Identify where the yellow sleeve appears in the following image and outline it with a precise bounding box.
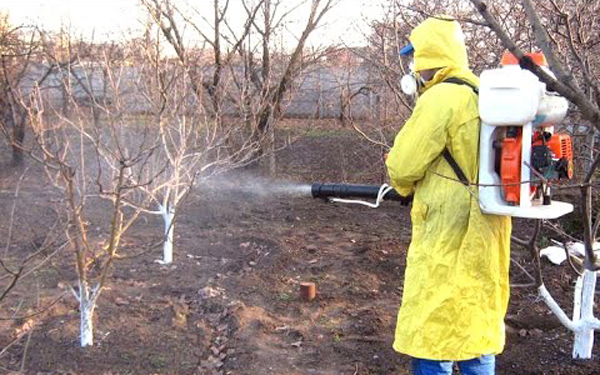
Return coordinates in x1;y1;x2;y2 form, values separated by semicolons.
385;89;453;196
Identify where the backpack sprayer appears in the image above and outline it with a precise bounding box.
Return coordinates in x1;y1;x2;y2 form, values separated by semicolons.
311;52;574;220
478;52;573;219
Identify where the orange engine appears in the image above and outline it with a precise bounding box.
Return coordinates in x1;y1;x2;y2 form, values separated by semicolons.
500;129;573;205
500;127;523;204
533;132;574;179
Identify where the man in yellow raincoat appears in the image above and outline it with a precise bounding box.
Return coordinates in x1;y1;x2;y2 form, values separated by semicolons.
385;17;512;375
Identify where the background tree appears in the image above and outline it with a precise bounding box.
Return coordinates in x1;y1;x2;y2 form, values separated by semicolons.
18;37;171;347
120;28;270;265
0;15;83;167
143;0;338;175
0;14;41;166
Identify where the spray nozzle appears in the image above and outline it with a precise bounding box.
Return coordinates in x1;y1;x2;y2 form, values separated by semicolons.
311;183;412;206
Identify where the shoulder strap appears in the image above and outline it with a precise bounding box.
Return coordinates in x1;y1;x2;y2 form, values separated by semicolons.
442;77;479;95
439;77;477;186
442;149;470;186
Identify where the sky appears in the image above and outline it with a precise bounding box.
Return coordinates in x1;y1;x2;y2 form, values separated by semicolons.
1;0;389;48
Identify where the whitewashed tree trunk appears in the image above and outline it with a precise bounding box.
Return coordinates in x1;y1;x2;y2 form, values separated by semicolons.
572;270;597;359
76;280;99;347
80;296;96;347
161;206;175;264
539;269;600;359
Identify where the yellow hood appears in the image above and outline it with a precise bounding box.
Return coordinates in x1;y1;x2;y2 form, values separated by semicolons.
410;17;469;72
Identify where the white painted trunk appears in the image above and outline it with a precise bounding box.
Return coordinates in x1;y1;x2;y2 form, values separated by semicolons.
162;210;175;264
78;281;97;347
80;298;95;347
572;270;597;359
539;284;577;331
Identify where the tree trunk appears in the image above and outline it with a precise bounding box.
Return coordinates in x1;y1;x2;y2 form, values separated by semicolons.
572;270;597;359
267;124;276;176
245;106;274;173
583;126;595;172
78;281;96;347
11;122;24;166
161;208;175;264
8;114;25;166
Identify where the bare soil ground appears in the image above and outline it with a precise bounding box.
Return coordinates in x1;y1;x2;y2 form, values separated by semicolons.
0;121;599;375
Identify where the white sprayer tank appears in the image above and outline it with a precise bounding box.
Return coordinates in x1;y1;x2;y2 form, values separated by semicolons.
479;65;542;125
477;65;573;219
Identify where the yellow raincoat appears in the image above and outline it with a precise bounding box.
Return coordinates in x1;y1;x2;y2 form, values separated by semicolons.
386;18;512;360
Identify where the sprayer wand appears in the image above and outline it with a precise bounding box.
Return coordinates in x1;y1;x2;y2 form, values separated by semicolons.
311;183;412;208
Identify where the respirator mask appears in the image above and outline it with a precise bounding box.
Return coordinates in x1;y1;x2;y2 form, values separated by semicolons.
400;60;425;96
